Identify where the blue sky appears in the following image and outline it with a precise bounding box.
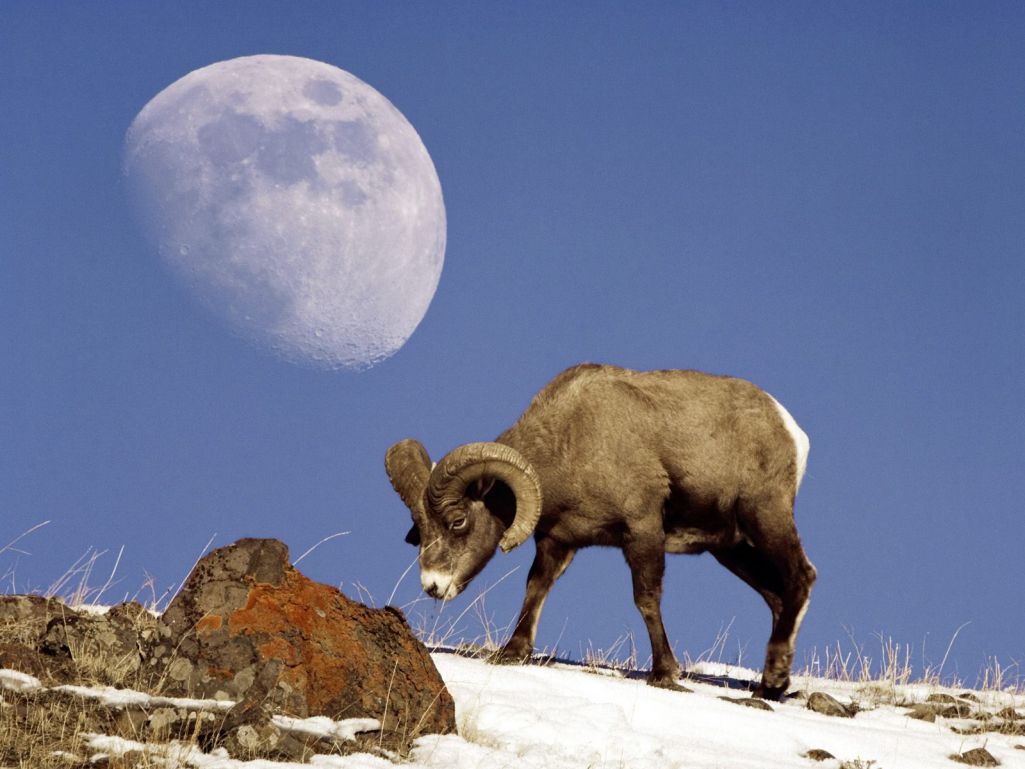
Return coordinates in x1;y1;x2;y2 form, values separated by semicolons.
3;2;1023;684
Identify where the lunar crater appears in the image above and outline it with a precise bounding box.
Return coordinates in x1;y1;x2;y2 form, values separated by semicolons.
124;55;445;370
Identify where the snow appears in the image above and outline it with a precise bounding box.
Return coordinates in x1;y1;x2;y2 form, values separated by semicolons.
416;654;1001;769
58;682;236;711
73;603;117;616
16;654;1025;769
0;668;43;692
271;715;382;742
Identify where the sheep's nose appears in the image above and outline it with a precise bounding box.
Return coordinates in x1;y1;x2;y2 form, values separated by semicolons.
421;569;454;600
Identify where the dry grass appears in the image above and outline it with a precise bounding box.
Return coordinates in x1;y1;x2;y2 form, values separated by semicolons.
581;631;639;674
796;627;1023;704
0;689;93;768
5;530;1023;765
0;533;393;766
405;567;522;662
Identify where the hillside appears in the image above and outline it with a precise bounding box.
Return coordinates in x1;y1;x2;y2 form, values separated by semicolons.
3;647;1023;768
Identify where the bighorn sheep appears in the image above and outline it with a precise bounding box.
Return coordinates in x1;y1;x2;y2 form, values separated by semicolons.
385;363;816;699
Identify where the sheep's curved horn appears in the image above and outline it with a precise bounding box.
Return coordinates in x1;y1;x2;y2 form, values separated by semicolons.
385;439;432;528
427;442;543;552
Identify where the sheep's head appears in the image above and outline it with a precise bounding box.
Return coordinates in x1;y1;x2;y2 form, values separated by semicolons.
385;440;542;601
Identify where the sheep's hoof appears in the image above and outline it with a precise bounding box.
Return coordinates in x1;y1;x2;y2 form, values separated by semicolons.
490;646;531;665
647;675;692;693
753;682;790;701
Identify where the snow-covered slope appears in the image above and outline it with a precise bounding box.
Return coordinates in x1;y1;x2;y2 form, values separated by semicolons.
418;654;1023;769
7;652;1023;768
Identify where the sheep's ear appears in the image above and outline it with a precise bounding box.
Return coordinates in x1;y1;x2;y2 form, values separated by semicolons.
405;524;421;547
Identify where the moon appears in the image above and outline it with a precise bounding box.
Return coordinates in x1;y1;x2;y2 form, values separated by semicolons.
123;55;445;370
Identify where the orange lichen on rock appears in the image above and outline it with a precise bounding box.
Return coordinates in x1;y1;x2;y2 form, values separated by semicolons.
205;665;234;680
195;614;222;634
154;538;456;740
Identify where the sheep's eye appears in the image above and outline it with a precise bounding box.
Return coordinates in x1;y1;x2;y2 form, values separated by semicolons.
449;516;468;532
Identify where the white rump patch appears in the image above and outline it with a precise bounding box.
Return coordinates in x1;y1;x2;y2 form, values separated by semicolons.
768;394;810;489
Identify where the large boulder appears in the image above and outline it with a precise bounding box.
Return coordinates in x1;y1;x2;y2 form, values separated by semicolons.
148;538;456;741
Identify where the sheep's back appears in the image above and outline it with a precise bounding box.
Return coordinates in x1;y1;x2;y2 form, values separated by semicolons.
499;365;800;514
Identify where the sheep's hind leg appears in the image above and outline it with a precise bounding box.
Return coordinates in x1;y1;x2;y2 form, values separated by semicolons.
623;535;690;691
712;542;784;635
713;543;787;696
493;537;575;665
739;503;817;701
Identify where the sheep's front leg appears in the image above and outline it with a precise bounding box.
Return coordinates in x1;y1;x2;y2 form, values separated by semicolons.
494;537;575;664
624;536;689;691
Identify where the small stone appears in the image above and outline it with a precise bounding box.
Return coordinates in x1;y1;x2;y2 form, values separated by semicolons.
950;747;999;766
907;699;976;719
907;703;938;722
940;702;976;719
718;695;773;711
997;707;1022;720
804;749;835;761
807;691;855;718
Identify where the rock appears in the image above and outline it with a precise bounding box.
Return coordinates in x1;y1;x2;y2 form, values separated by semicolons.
807;691;856;718
925;693;976;717
907;703;938;722
208;694;362;761
0;595;70;643
152;538;456;745
39;601;157;685
718;695;774;711
907;700;976;720
0;596;80;684
0;641;74;684
996;707;1022;720
803;749;835;761
222;721;286;760
940;703;976;719
949;747;999;766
